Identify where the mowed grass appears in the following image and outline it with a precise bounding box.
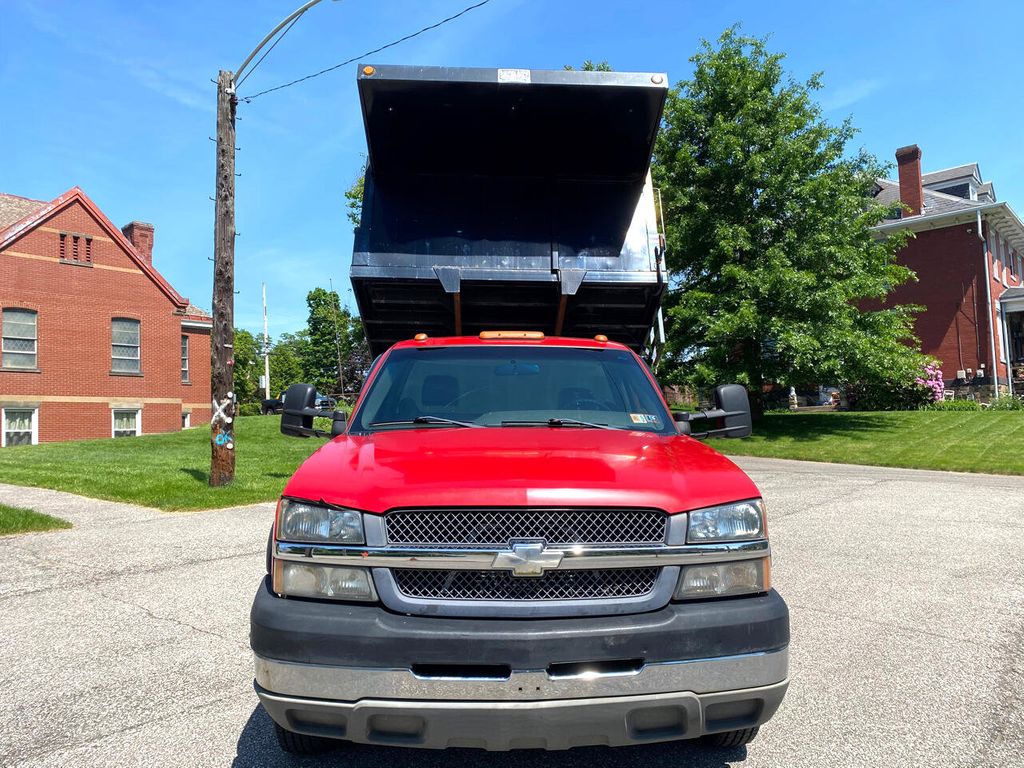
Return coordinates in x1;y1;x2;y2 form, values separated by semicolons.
0;416;321;511
707;411;1024;476
0;503;72;536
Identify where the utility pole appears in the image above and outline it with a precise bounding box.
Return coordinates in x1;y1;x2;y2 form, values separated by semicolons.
262;281;271;399
210;69;237;486
329;278;345;399
208;0;331;486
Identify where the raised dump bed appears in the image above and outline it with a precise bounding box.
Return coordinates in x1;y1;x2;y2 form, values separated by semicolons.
349;64;669;358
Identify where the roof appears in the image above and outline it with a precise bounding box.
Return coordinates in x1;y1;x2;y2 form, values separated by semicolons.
874;178;984;218
1000;287;1024;301
0;186;191;311
921;163;981;187
0;193;46;229
390;334;632;352
181;302;212;320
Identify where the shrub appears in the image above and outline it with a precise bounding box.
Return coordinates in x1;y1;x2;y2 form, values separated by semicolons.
923;399;982;411
844;381;932;411
988;396;1024;411
237;402;262;417
914;363;945;402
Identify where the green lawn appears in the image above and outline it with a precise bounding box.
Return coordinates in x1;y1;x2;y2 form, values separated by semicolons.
0;416;321;511
0;503;72;536
708;411;1024;475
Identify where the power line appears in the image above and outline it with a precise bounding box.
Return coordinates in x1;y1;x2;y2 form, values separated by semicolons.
235;12;304;89
241;0;492;102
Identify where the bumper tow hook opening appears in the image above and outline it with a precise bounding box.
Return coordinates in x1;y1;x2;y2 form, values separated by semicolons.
411;663;512;680
547;658;645;680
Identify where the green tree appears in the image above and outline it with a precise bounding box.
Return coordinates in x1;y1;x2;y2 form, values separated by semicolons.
563;60;613;71
652;27;925;413
304;288;372;398
269;331;307;397
232;328;260;405
344;170;365;230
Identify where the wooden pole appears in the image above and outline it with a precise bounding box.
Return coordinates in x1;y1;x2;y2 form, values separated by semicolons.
210;70;237;486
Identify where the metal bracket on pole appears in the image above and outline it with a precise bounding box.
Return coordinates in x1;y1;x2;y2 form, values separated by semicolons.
434;267;463;335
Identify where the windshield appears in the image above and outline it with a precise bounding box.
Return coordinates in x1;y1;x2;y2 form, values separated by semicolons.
350;346;673;433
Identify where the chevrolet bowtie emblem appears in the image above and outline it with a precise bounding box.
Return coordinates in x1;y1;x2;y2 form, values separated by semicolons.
491;541;563;577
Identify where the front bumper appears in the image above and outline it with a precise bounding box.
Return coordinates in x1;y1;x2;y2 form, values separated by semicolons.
250;578;789;750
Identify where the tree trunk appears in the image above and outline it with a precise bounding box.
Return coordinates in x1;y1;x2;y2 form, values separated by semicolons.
210;70;237;487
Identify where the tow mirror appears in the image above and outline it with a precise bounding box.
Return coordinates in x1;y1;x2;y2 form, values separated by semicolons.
714;384;753;439
330;410;348;437
281;383;317;437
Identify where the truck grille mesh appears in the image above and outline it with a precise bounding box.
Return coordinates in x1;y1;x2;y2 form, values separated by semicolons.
385;508;666;548
392;568;660;601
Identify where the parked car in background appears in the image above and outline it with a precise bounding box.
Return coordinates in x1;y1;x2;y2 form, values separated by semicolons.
262;391;336;415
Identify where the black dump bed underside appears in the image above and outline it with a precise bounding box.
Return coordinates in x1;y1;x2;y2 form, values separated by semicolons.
350;65;668;356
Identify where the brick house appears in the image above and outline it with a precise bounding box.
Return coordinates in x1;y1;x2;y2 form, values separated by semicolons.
872;145;1024;398
0;187;211;445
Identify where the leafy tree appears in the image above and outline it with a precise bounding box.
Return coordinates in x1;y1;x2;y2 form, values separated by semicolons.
269;331;307;397
304;288;372;399
232;328;261;405
344;170;365;230
651;27;925;413
563;60;613;71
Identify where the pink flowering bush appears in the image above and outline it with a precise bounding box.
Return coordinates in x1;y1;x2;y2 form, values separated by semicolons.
915;363;945;402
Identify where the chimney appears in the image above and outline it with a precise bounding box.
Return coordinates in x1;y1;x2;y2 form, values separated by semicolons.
121;221;155;264
895;144;924;216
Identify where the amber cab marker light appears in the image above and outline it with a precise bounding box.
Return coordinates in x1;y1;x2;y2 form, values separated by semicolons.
413;333;428;341
362;65;375;76
479;331;546;340
594;334;609;342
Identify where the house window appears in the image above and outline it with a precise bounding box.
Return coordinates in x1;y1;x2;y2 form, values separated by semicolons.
111;318;141;373
112;409;141;438
60;232;93;264
181;335;189;382
182;411;191;429
85;237;93;262
2;407;37;447
59;233;66;260
2;308;38;369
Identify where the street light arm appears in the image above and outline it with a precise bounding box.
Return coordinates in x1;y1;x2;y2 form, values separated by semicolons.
232;0;331;89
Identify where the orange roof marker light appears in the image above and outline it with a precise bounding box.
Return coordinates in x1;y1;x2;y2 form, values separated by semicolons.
479;331;546;340
594;334;609;342
362;65;376;76
413;333;428;341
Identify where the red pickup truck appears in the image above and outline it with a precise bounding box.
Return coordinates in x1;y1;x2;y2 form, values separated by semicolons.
250;332;789;754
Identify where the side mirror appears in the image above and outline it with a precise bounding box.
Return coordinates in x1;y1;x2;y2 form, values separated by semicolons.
672;412;692;435
281;383;317;438
714;384;752;439
330;410;348;438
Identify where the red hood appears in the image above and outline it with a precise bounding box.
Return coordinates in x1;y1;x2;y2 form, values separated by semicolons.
283;427;759;515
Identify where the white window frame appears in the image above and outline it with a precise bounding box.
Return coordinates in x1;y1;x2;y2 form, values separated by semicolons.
111;318;141;374
181;334;189;382
2;308;39;370
182;411;191;429
111;408;142;438
2;406;38;447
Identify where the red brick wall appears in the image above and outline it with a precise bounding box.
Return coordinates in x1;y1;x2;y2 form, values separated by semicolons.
1;198;211;443
882;221;1023;383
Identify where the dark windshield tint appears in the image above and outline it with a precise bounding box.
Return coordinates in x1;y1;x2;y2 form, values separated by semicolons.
351;346;672;433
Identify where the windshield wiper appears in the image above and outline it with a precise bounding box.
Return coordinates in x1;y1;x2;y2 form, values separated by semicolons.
500;418;620;430
370;416;483;429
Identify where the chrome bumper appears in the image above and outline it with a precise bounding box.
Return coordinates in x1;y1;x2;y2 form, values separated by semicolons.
255;648;788;750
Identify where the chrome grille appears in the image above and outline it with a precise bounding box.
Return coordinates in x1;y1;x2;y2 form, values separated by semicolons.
393;568;660;601
385;508;667;548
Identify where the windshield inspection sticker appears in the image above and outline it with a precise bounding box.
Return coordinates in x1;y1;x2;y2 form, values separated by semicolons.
630;413;660;424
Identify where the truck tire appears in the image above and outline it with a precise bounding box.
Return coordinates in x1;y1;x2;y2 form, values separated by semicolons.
273;722;337;755
702;727;760;748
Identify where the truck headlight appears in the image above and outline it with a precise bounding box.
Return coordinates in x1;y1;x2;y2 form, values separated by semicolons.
273;561;377;601
277;499;364;544
686;499;765;543
675;558;769;600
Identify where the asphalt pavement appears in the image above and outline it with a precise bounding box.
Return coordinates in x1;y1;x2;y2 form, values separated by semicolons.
1;457;1022;767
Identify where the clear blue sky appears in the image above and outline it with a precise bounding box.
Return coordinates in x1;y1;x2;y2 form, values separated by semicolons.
3;0;1022;338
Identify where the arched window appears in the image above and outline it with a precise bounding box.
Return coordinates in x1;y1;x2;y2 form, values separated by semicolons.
2;308;37;369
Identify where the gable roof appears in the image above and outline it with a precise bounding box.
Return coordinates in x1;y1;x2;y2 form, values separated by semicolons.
0;186;191;311
0;193;46;230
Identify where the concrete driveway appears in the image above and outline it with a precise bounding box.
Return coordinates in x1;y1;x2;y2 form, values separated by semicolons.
2;458;1022;767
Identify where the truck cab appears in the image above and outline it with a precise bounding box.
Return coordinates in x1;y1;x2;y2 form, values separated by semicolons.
251;333;788;753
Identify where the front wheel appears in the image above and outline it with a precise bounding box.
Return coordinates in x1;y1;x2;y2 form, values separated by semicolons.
273;722;338;755
701;726;760;748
